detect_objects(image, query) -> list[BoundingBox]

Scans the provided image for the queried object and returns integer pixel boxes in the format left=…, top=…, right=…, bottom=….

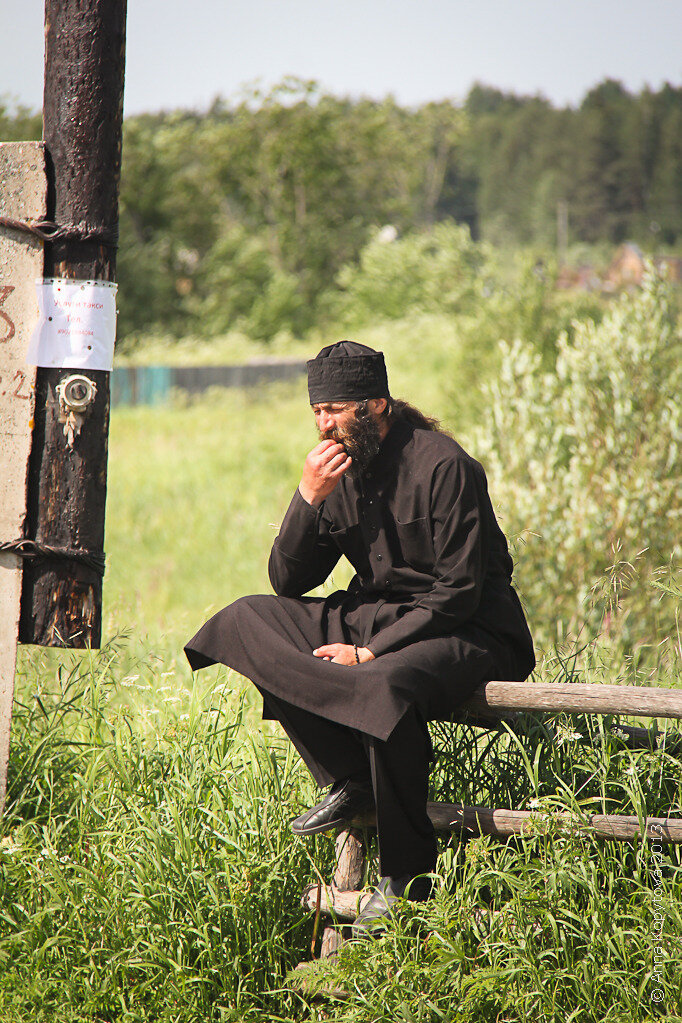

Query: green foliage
left=334, top=222, right=487, bottom=325
left=3, top=81, right=682, bottom=346
left=0, top=96, right=41, bottom=141
left=189, top=226, right=304, bottom=340
left=109, top=78, right=682, bottom=344
left=477, top=271, right=682, bottom=649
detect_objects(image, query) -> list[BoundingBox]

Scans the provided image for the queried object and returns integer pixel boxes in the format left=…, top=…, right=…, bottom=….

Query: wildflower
left=556, top=723, right=583, bottom=746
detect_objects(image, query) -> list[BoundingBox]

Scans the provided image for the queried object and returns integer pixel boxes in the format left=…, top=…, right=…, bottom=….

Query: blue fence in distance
left=111, top=361, right=308, bottom=407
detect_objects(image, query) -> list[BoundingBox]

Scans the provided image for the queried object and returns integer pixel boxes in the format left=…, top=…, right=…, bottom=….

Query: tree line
left=2, top=78, right=681, bottom=341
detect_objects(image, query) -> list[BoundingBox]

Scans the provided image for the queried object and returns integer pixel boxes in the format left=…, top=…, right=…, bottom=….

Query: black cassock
left=185, top=417, right=535, bottom=875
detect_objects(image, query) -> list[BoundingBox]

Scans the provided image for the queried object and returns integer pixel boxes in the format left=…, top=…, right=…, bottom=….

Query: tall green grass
left=4, top=635, right=681, bottom=1021
left=4, top=646, right=331, bottom=1021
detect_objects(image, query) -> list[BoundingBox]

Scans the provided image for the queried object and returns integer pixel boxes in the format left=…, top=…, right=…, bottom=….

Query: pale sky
left=2, top=0, right=681, bottom=116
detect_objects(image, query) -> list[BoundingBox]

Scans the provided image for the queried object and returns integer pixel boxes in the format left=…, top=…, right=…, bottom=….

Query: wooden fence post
left=319, top=828, right=366, bottom=957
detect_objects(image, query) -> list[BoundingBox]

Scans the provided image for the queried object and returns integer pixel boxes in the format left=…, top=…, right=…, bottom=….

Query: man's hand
left=299, top=440, right=352, bottom=507
left=313, top=644, right=375, bottom=665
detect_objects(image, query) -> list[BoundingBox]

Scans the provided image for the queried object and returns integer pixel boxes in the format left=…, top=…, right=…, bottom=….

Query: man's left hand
left=313, top=644, right=375, bottom=665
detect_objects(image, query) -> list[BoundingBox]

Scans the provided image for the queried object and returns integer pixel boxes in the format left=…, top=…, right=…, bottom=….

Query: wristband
left=354, top=644, right=360, bottom=664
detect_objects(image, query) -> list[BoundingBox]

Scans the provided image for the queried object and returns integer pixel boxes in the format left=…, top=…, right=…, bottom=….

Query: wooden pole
left=319, top=827, right=366, bottom=957
left=351, top=802, right=682, bottom=843
left=461, top=681, right=682, bottom=721
left=19, top=0, right=127, bottom=647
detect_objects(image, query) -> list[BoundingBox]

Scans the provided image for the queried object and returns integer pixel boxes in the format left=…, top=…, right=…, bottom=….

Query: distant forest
left=2, top=78, right=681, bottom=339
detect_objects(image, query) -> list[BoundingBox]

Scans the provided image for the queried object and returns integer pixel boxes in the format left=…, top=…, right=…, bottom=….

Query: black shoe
left=351, top=874, right=433, bottom=938
left=290, top=777, right=375, bottom=836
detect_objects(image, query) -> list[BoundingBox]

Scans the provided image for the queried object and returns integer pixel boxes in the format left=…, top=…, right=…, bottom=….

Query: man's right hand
left=298, top=440, right=352, bottom=507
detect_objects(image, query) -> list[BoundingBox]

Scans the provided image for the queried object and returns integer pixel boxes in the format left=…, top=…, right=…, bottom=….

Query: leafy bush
left=476, top=270, right=682, bottom=650
left=334, top=222, right=488, bottom=325
left=189, top=226, right=305, bottom=340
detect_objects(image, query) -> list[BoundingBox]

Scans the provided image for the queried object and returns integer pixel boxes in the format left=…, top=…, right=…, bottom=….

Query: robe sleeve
left=268, top=487, right=341, bottom=597
left=366, top=457, right=490, bottom=657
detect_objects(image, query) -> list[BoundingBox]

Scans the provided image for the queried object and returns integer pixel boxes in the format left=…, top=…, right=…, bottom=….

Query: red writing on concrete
left=0, top=368, right=31, bottom=400
left=0, top=285, right=16, bottom=343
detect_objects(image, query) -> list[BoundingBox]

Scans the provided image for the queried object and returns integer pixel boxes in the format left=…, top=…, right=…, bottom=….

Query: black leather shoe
left=290, top=777, right=375, bottom=836
left=351, top=874, right=433, bottom=938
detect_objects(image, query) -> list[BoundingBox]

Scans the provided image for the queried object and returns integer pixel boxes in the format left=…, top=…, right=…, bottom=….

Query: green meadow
left=3, top=287, right=682, bottom=1021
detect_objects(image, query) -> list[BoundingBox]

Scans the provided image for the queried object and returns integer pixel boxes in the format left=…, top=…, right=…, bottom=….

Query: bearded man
left=185, top=341, right=535, bottom=935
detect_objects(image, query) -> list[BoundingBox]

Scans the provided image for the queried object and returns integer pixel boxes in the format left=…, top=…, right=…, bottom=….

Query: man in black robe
left=185, top=341, right=535, bottom=933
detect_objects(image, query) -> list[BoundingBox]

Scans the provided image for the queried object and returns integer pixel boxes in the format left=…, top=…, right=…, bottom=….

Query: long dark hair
left=355, top=397, right=449, bottom=435
left=387, top=397, right=449, bottom=434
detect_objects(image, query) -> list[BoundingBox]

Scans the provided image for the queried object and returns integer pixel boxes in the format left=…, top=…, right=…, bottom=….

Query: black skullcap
left=307, top=340, right=390, bottom=403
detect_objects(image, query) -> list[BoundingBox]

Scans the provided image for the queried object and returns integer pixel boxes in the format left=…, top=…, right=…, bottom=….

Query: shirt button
left=376, top=554, right=382, bottom=561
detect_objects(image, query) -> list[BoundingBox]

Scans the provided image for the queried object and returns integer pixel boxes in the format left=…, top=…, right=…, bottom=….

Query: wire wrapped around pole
left=0, top=539, right=105, bottom=576
left=0, top=214, right=118, bottom=246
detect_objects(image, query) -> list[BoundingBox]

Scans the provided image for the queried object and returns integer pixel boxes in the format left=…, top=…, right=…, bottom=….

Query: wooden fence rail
left=352, top=802, right=682, bottom=843
left=460, top=680, right=682, bottom=720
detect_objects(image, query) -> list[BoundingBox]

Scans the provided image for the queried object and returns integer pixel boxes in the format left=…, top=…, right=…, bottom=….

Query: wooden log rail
left=460, top=680, right=682, bottom=720
left=353, top=803, right=682, bottom=843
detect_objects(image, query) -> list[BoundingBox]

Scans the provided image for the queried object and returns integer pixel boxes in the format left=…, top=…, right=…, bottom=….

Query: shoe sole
left=290, top=812, right=367, bottom=836
left=290, top=804, right=376, bottom=836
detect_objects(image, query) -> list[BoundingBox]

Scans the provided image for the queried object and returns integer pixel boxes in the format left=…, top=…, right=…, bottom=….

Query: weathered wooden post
left=0, top=0, right=126, bottom=811
left=20, top=0, right=127, bottom=648
left=319, top=828, right=366, bottom=957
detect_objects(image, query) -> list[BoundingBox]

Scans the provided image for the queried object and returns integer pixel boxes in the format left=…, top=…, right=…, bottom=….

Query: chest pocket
left=395, top=516, right=434, bottom=573
left=329, top=522, right=366, bottom=568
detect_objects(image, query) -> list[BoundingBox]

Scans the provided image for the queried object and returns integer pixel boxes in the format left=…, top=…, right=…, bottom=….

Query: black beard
left=320, top=411, right=382, bottom=479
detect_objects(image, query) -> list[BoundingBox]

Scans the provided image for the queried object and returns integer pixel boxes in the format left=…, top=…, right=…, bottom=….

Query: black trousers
left=262, top=690, right=438, bottom=878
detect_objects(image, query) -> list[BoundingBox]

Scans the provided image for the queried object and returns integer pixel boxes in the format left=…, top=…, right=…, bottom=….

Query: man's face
left=312, top=401, right=383, bottom=477
left=312, top=401, right=358, bottom=441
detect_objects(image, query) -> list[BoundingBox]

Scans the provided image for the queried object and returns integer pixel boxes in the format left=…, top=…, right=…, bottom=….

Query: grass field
left=3, top=316, right=682, bottom=1021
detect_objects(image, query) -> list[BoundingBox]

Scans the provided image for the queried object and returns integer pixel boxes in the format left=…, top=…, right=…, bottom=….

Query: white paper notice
left=27, top=278, right=117, bottom=371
